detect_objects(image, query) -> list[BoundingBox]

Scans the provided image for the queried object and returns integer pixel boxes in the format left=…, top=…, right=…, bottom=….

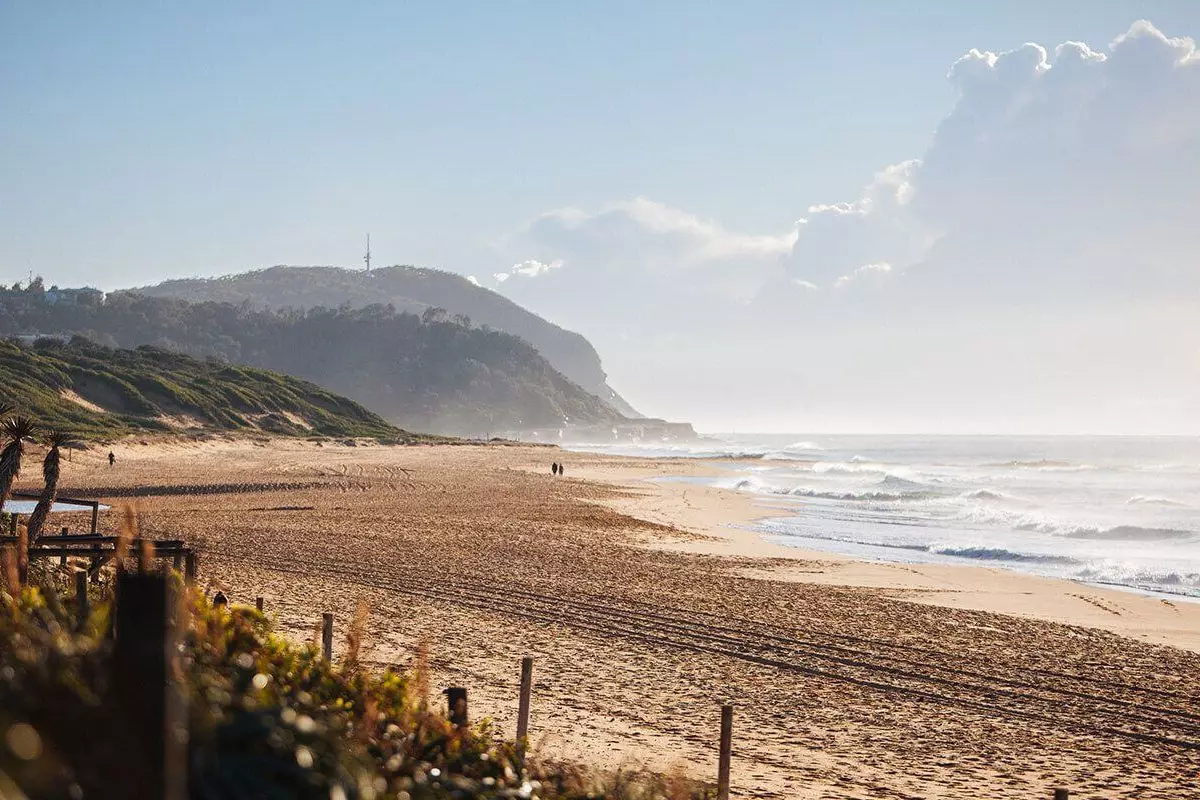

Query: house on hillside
left=45, top=286, right=105, bottom=306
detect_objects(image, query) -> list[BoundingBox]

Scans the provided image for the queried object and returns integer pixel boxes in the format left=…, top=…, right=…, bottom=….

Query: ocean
left=564, top=434, right=1200, bottom=600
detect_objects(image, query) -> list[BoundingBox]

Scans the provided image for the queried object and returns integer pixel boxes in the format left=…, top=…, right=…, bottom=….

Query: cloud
left=491, top=197, right=796, bottom=331
left=511, top=196, right=794, bottom=275
left=490, top=20, right=1200, bottom=432
left=492, top=259, right=562, bottom=283
left=786, top=19, right=1200, bottom=301
left=834, top=262, right=892, bottom=289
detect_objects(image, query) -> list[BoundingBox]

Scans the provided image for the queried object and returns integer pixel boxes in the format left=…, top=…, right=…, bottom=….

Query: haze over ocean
left=567, top=434, right=1200, bottom=598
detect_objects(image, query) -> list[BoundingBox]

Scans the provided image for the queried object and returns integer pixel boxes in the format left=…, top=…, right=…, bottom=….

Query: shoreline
left=564, top=454, right=1200, bottom=653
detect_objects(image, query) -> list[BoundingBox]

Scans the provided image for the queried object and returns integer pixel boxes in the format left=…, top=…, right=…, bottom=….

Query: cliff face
left=135, top=266, right=642, bottom=418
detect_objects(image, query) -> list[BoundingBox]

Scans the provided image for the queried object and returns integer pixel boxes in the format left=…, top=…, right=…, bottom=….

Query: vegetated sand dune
left=29, top=439, right=1200, bottom=799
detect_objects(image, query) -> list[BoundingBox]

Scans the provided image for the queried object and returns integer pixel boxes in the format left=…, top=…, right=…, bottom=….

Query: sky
left=2, top=2, right=1199, bottom=434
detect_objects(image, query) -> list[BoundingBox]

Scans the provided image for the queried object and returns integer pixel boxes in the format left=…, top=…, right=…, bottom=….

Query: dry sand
left=27, top=438, right=1200, bottom=798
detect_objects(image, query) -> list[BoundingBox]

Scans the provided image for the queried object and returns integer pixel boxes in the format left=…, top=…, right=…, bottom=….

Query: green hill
left=133, top=265, right=642, bottom=417
left=0, top=338, right=422, bottom=441
left=0, top=292, right=626, bottom=436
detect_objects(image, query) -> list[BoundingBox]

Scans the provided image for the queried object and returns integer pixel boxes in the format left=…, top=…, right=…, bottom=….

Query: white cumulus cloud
left=490, top=20, right=1200, bottom=432
left=784, top=19, right=1200, bottom=301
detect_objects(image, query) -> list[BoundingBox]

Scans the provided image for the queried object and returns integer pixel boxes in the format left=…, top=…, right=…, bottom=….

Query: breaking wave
left=1126, top=495, right=1187, bottom=507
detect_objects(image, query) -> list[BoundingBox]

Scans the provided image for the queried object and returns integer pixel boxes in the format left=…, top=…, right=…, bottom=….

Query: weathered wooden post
left=89, top=503, right=98, bottom=534
left=322, top=612, right=334, bottom=661
left=445, top=686, right=468, bottom=727
left=112, top=572, right=187, bottom=799
left=75, top=570, right=89, bottom=632
left=516, top=656, right=534, bottom=743
left=255, top=596, right=264, bottom=612
left=1054, top=790, right=1069, bottom=800
left=172, top=553, right=182, bottom=571
left=59, top=526, right=69, bottom=566
left=717, top=704, right=733, bottom=800
left=17, top=523, right=27, bottom=585
left=184, top=552, right=197, bottom=584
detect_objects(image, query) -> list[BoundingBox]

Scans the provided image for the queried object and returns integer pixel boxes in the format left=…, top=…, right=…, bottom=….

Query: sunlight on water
left=566, top=434, right=1200, bottom=598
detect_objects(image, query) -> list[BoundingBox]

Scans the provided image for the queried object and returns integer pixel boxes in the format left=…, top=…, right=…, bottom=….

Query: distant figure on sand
left=107, top=451, right=115, bottom=467
left=552, top=462, right=559, bottom=475
left=558, top=463, right=564, bottom=477
left=212, top=591, right=228, bottom=608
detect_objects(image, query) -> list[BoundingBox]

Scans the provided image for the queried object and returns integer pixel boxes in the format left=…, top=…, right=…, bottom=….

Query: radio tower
left=363, top=234, right=372, bottom=272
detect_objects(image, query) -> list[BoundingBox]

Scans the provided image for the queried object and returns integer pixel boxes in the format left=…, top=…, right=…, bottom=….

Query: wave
left=1062, top=525, right=1193, bottom=542
left=765, top=524, right=1083, bottom=566
left=784, top=440, right=824, bottom=451
left=876, top=474, right=933, bottom=493
left=985, top=459, right=1098, bottom=471
left=787, top=487, right=910, bottom=502
left=1074, top=567, right=1200, bottom=597
left=807, top=461, right=891, bottom=474
left=960, top=488, right=1024, bottom=503
left=927, top=545, right=1079, bottom=565
left=1126, top=494, right=1187, bottom=507
left=782, top=474, right=943, bottom=502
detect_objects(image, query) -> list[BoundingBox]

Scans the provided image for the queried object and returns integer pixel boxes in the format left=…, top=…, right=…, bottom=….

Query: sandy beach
left=26, top=438, right=1200, bottom=799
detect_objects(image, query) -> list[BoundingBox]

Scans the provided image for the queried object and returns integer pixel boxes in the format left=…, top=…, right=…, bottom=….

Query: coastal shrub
left=0, top=570, right=711, bottom=799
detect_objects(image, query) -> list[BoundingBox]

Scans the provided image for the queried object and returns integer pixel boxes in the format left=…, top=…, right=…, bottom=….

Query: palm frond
left=2, top=416, right=38, bottom=443
left=44, top=430, right=80, bottom=449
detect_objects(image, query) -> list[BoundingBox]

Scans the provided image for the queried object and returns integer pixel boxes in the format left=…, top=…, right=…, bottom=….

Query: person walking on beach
left=558, top=463, right=564, bottom=477
left=552, top=462, right=559, bottom=476
left=107, top=451, right=115, bottom=467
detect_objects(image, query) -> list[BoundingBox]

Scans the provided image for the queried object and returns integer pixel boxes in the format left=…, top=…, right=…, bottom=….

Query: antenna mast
left=364, top=234, right=372, bottom=272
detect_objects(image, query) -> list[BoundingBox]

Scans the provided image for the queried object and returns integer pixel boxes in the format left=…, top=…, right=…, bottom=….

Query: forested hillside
left=0, top=338, right=415, bottom=440
left=0, top=292, right=623, bottom=435
left=134, top=265, right=641, bottom=417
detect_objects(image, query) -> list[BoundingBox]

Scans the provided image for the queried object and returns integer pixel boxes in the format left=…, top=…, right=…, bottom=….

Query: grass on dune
left=0, top=337, right=442, bottom=442
left=0, top=563, right=710, bottom=799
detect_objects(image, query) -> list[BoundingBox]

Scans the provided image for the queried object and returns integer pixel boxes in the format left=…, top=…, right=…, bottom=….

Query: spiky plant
left=0, top=417, right=38, bottom=512
left=27, top=431, right=77, bottom=543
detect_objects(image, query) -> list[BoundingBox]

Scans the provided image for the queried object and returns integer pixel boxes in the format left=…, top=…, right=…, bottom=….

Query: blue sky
left=3, top=1, right=1197, bottom=288
left=3, top=3, right=1199, bottom=432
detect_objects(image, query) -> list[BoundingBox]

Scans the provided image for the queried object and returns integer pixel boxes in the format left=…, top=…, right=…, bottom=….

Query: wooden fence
left=12, top=555, right=1080, bottom=800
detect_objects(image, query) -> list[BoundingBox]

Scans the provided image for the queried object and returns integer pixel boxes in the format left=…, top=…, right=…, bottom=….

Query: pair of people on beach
left=551, top=462, right=565, bottom=476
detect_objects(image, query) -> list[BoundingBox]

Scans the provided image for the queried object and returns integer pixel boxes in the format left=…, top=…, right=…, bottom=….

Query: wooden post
left=90, top=503, right=98, bottom=534
left=111, top=572, right=187, bottom=799
left=255, top=596, right=264, bottom=612
left=717, top=704, right=733, bottom=800
left=59, top=527, right=69, bottom=566
left=17, top=522, right=27, bottom=585
left=516, top=656, right=534, bottom=743
left=75, top=570, right=89, bottom=632
left=445, top=686, right=468, bottom=726
left=184, top=552, right=197, bottom=584
left=172, top=553, right=182, bottom=571
left=321, top=612, right=333, bottom=661
left=1054, top=790, right=1069, bottom=800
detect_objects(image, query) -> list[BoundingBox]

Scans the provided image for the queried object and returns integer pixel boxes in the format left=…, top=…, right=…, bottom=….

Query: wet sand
left=29, top=438, right=1200, bottom=798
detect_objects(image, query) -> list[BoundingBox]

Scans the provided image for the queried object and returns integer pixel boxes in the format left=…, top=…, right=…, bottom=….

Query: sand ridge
left=26, top=438, right=1200, bottom=799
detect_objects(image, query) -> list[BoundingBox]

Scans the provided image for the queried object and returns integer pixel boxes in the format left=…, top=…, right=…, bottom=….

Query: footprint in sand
left=1070, top=593, right=1122, bottom=616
